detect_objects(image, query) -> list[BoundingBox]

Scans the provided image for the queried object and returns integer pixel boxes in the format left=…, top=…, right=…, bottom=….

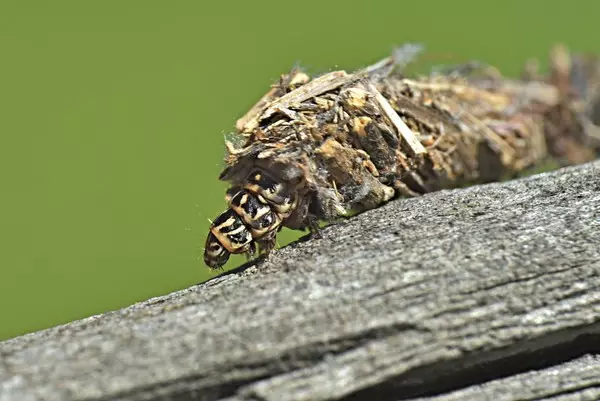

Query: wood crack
left=344, top=327, right=600, bottom=401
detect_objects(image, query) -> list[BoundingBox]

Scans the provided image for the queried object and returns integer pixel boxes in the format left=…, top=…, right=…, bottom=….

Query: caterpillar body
left=204, top=44, right=600, bottom=269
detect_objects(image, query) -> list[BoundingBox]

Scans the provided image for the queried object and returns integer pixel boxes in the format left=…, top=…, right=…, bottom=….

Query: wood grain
left=1, top=161, right=599, bottom=401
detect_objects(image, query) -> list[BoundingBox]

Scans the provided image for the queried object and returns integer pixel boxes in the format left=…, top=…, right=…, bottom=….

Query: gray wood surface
left=1, top=161, right=599, bottom=401
left=412, top=355, right=600, bottom=401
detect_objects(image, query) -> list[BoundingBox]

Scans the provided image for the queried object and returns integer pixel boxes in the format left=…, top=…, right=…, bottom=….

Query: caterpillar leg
left=257, top=229, right=278, bottom=255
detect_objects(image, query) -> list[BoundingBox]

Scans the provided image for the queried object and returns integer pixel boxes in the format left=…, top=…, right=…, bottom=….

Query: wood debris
left=204, top=44, right=600, bottom=269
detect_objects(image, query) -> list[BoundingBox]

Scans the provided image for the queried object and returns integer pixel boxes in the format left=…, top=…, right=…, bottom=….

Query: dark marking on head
left=203, top=232, right=230, bottom=269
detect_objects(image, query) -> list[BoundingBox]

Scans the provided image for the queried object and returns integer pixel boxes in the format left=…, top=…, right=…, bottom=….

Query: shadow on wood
left=1, top=161, right=599, bottom=401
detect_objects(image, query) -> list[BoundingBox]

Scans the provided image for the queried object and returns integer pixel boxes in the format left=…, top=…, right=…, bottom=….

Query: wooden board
left=1, top=160, right=599, bottom=401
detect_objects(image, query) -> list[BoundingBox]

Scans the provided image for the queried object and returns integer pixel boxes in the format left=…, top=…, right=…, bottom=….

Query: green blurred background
left=1, top=0, right=598, bottom=340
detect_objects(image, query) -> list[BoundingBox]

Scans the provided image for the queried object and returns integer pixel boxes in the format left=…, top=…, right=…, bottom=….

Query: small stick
left=365, top=82, right=427, bottom=156
left=259, top=71, right=354, bottom=124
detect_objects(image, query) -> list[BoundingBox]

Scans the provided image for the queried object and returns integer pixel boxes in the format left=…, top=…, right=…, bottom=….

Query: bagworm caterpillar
left=204, top=44, right=600, bottom=269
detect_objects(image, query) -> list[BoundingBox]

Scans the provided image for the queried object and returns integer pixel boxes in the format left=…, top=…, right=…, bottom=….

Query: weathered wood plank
left=412, top=354, right=600, bottom=401
left=1, top=161, right=599, bottom=401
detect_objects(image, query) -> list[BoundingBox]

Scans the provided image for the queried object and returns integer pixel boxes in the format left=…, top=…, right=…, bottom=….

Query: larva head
left=204, top=232, right=230, bottom=269
left=204, top=209, right=255, bottom=269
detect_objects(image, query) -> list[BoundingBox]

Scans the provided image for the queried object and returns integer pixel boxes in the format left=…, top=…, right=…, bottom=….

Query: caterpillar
left=204, top=44, right=600, bottom=269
